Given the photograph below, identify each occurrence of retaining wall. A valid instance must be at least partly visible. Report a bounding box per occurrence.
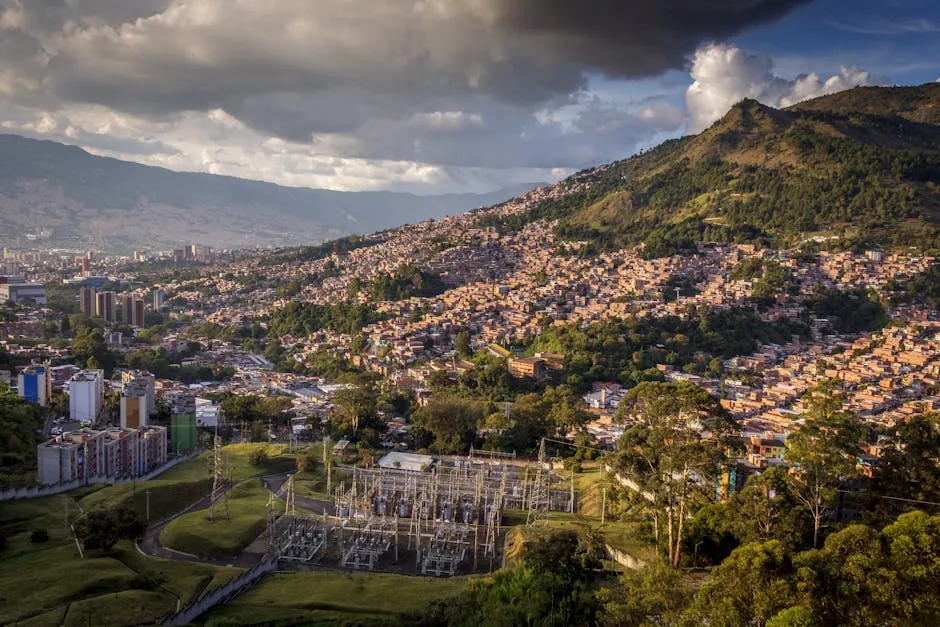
[0,450,202,501]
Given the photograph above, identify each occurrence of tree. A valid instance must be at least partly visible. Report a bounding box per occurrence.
[685,540,797,626]
[331,383,379,434]
[543,385,592,435]
[600,558,689,627]
[873,412,940,506]
[613,381,736,567]
[296,451,319,474]
[730,466,812,550]
[413,396,486,454]
[785,384,861,548]
[0,386,45,468]
[249,448,269,466]
[73,506,147,551]
[454,330,472,357]
[71,326,116,375]
[418,530,600,627]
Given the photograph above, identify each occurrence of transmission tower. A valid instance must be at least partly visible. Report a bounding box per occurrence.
[266,491,279,555]
[526,438,550,526]
[285,474,296,515]
[208,434,230,521]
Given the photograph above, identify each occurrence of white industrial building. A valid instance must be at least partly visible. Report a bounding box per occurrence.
[378,451,434,473]
[68,369,104,423]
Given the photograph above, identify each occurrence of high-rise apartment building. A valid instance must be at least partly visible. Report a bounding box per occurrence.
[95,291,116,322]
[123,296,146,327]
[134,298,146,328]
[68,369,104,423]
[80,287,97,316]
[153,288,165,310]
[122,370,156,417]
[37,428,106,484]
[17,365,49,406]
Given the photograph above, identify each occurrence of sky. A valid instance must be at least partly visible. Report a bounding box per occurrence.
[0,0,938,195]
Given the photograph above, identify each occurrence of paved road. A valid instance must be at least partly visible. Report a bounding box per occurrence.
[263,474,335,516]
[138,483,238,567]
[137,473,332,568]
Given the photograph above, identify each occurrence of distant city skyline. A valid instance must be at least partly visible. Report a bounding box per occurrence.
[0,0,938,194]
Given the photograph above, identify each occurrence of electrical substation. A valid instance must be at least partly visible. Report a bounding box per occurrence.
[267,443,578,577]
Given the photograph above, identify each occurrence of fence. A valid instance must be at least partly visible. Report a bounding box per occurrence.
[162,558,278,625]
[0,449,202,501]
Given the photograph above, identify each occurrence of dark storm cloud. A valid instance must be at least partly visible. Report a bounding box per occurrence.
[0,0,819,189]
[498,0,815,77]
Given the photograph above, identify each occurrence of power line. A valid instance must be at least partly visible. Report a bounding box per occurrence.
[540,436,608,456]
[837,489,940,508]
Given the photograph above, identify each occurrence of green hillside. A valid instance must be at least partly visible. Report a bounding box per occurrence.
[489,83,940,256]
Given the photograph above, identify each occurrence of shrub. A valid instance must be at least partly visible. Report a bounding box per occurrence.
[248,448,269,466]
[30,529,50,543]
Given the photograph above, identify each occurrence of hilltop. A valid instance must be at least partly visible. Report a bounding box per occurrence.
[0,134,537,253]
[487,83,940,256]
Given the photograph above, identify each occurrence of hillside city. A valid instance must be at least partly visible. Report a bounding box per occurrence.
[2,87,940,626]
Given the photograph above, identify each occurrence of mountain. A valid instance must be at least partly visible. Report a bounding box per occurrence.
[0,134,539,253]
[491,83,940,256]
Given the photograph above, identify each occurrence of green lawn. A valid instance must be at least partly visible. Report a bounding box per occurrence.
[204,571,476,625]
[293,466,351,499]
[0,540,240,626]
[159,443,298,483]
[78,478,212,523]
[0,483,241,625]
[160,479,270,559]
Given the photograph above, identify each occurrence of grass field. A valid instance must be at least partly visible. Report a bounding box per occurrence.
[501,464,656,566]
[159,443,298,484]
[203,571,476,625]
[160,479,270,559]
[0,492,240,626]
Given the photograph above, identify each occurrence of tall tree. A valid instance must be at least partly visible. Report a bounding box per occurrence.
[614,381,736,566]
[785,384,861,548]
[731,466,812,550]
[331,382,378,434]
[413,396,486,453]
[454,330,472,357]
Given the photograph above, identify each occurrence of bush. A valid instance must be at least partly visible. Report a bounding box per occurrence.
[248,448,270,466]
[295,452,319,474]
[30,529,50,543]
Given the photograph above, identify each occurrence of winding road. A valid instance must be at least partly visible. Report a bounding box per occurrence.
[136,473,334,568]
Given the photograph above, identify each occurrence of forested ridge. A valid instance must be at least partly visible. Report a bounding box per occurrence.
[480,84,940,257]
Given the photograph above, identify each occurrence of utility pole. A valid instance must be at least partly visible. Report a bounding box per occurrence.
[146,489,151,521]
[601,487,606,526]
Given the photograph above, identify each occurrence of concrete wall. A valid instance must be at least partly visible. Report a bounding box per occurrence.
[0,449,201,501]
[162,558,277,626]
[605,544,647,570]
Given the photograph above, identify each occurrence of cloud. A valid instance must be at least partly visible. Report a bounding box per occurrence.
[685,43,887,132]
[0,1,817,192]
[827,17,940,35]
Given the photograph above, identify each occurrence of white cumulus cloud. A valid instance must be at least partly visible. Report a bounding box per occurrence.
[685,43,887,133]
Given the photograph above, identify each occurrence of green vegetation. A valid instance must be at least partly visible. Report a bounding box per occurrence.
[0,494,239,626]
[479,85,940,256]
[529,306,808,389]
[418,530,601,627]
[0,383,46,480]
[73,505,147,551]
[887,263,940,310]
[806,288,889,334]
[124,346,236,383]
[160,479,269,559]
[268,301,385,336]
[204,571,474,625]
[371,264,447,301]
[267,234,381,265]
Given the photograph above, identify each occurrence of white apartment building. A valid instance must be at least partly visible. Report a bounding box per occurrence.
[68,369,104,423]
